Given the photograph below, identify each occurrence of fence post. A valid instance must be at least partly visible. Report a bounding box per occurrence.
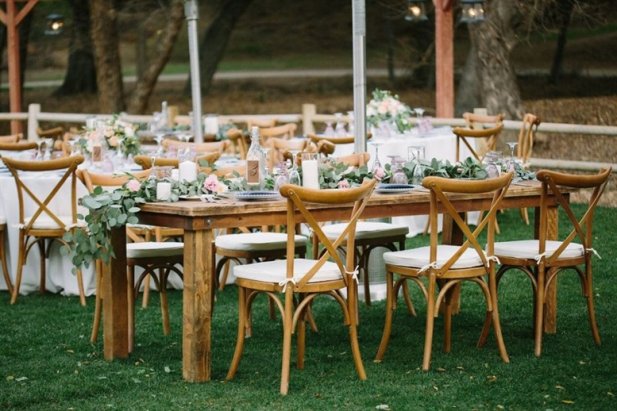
[27,103,41,141]
[302,103,316,136]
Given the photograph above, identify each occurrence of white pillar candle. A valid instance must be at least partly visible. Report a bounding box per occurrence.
[204,115,219,135]
[302,159,320,189]
[170,169,180,181]
[178,160,197,182]
[156,182,171,201]
[85,117,97,130]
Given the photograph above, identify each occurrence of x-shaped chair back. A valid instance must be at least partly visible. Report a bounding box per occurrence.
[453,124,504,162]
[536,168,611,265]
[2,155,84,233]
[517,113,541,165]
[424,172,513,276]
[279,179,376,289]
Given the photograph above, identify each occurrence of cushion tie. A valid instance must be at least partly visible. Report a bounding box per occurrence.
[278,278,297,293]
[586,248,602,259]
[534,252,547,263]
[484,253,501,267]
[345,266,360,284]
[417,261,439,274]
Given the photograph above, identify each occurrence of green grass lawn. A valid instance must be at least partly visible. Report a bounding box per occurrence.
[1,206,616,410]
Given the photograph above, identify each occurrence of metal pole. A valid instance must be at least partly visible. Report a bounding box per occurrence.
[352,0,367,153]
[185,0,203,143]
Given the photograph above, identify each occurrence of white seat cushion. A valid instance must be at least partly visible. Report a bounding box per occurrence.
[215,232,306,251]
[0,215,6,225]
[24,215,76,230]
[494,240,584,260]
[384,245,484,269]
[127,242,184,258]
[234,258,342,284]
[322,222,409,241]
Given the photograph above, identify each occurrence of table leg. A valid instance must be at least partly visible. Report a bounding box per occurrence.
[182,228,215,382]
[543,206,559,334]
[103,226,129,360]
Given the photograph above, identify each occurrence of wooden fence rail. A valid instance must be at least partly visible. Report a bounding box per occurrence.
[0,103,615,172]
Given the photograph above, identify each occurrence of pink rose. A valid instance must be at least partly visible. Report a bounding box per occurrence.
[373,167,385,181]
[337,179,350,189]
[126,179,141,192]
[204,174,219,193]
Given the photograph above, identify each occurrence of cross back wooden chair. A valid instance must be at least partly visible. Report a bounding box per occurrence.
[77,169,184,349]
[489,168,612,357]
[514,113,541,225]
[453,123,504,162]
[463,112,505,129]
[259,123,297,142]
[225,127,248,159]
[133,152,221,170]
[375,172,513,370]
[0,133,22,143]
[307,133,372,147]
[316,152,410,306]
[265,137,310,170]
[226,179,376,395]
[1,155,86,305]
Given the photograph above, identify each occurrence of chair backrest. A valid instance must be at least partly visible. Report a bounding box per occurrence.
[0,133,22,143]
[452,124,504,162]
[259,123,297,142]
[0,141,38,151]
[226,127,248,159]
[279,179,376,288]
[2,155,84,230]
[162,139,230,154]
[77,168,151,192]
[462,112,505,130]
[516,113,541,165]
[536,168,611,264]
[246,118,277,130]
[265,137,310,169]
[423,172,513,275]
[133,153,220,171]
[336,152,371,167]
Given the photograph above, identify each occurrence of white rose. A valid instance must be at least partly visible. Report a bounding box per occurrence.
[124,126,135,137]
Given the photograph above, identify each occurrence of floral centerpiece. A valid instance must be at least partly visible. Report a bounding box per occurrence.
[366,89,414,134]
[101,115,141,158]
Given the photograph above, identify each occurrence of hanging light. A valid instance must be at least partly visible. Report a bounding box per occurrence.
[405,0,428,22]
[45,13,65,36]
[460,0,485,24]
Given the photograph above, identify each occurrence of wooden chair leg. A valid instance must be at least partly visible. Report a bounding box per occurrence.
[443,286,453,354]
[227,286,248,381]
[38,240,46,295]
[76,268,86,307]
[347,280,366,381]
[160,270,171,336]
[520,207,530,225]
[90,261,103,343]
[422,276,437,371]
[280,292,294,395]
[375,271,395,362]
[401,280,416,316]
[296,308,306,370]
[10,232,26,304]
[585,264,601,345]
[534,266,546,357]
[0,229,13,295]
[141,274,151,308]
[127,266,136,353]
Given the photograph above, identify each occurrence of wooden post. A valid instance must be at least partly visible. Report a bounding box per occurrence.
[435,0,454,118]
[27,103,40,141]
[0,0,39,134]
[302,103,317,136]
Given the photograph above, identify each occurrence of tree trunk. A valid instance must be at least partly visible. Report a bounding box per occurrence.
[467,0,524,119]
[549,0,575,84]
[186,0,253,96]
[127,0,185,114]
[455,43,481,115]
[90,0,124,113]
[54,0,97,96]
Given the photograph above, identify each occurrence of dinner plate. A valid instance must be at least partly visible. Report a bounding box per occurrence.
[178,195,203,201]
[178,194,217,202]
[375,183,416,194]
[234,191,280,201]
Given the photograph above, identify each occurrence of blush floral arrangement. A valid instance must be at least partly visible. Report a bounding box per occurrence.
[366,89,414,134]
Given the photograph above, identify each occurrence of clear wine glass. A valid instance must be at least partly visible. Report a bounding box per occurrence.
[506,141,518,172]
[287,150,301,186]
[43,138,53,160]
[370,141,383,171]
[35,140,44,160]
[414,107,425,118]
[323,121,335,137]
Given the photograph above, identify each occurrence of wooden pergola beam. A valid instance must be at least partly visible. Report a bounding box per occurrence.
[434,0,455,118]
[0,0,39,134]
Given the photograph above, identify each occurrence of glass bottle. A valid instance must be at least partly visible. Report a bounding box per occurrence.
[246,126,265,190]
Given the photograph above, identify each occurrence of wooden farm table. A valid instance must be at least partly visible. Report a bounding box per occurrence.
[101,181,565,382]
